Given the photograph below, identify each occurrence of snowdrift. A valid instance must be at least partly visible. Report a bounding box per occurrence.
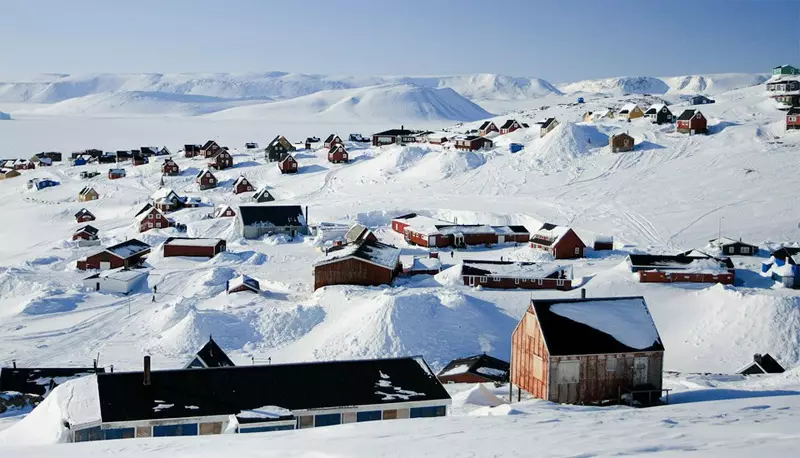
[519,122,607,173]
[559,76,670,95]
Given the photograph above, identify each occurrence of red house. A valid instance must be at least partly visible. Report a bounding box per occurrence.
[14,160,35,170]
[196,169,217,190]
[628,253,735,285]
[786,107,800,130]
[75,208,96,223]
[530,223,586,259]
[201,140,223,158]
[135,203,171,233]
[461,260,572,290]
[478,121,499,136]
[214,205,236,218]
[232,176,255,194]
[278,155,298,174]
[161,158,180,176]
[208,150,233,170]
[163,237,226,258]
[453,136,493,151]
[72,225,99,242]
[500,119,524,134]
[184,144,201,158]
[324,134,343,149]
[227,274,260,294]
[327,144,349,163]
[676,109,708,134]
[76,239,151,270]
[392,213,529,248]
[108,168,126,180]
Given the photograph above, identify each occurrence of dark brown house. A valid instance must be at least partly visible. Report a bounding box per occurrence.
[161,158,180,176]
[184,144,201,158]
[461,260,571,290]
[208,150,233,170]
[75,208,96,223]
[76,239,151,270]
[453,136,493,151]
[511,296,665,405]
[278,155,298,174]
[609,133,634,153]
[313,239,401,290]
[232,176,255,194]
[163,237,226,258]
[201,140,223,158]
[372,127,420,147]
[437,354,509,385]
[500,119,523,134]
[327,144,349,163]
[708,237,758,256]
[530,223,586,259]
[196,169,218,190]
[72,225,99,242]
[391,214,528,248]
[736,353,785,375]
[478,121,499,136]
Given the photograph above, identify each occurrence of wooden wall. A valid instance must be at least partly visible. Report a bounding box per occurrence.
[314,258,394,290]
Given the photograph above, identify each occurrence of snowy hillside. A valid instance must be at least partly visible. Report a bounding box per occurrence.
[558,72,769,95]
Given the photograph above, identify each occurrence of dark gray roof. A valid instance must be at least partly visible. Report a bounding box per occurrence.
[373,128,419,136]
[677,109,697,120]
[105,239,151,258]
[540,118,556,129]
[238,205,305,227]
[0,367,104,396]
[437,354,509,383]
[500,119,518,129]
[194,337,235,368]
[738,353,785,375]
[74,208,94,218]
[75,225,99,236]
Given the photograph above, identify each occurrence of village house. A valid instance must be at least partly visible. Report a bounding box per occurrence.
[68,355,449,442]
[214,204,236,218]
[76,238,151,270]
[589,110,613,122]
[185,337,235,369]
[184,144,201,158]
[676,109,708,134]
[511,296,665,405]
[163,237,227,258]
[278,154,298,174]
[609,133,634,153]
[108,168,126,180]
[75,208,96,223]
[323,134,343,149]
[391,213,529,248]
[12,159,35,170]
[313,239,402,290]
[28,178,59,190]
[774,64,800,76]
[593,235,614,251]
[238,205,308,239]
[252,186,275,203]
[530,223,586,259]
[617,103,644,120]
[226,275,261,295]
[786,107,800,130]
[0,366,104,397]
[31,156,53,167]
[139,146,159,157]
[244,142,260,151]
[201,140,223,158]
[478,121,499,136]
[689,95,715,105]
[627,252,735,284]
[83,268,148,295]
[400,253,442,276]
[208,149,233,170]
[161,158,180,176]
[644,104,674,124]
[35,151,63,162]
[773,93,800,109]
[344,224,377,244]
[72,225,100,246]
[766,78,800,92]
[538,118,559,137]
[132,154,148,166]
[78,186,99,202]
[327,144,349,163]
[151,188,184,212]
[737,354,785,375]
[453,136,493,151]
[371,127,421,146]
[265,135,296,162]
[499,119,525,134]
[426,133,449,145]
[135,204,172,233]
[708,237,758,256]
[0,169,21,180]
[232,176,255,194]
[196,169,218,190]
[761,247,800,288]
[437,354,509,385]
[461,260,572,290]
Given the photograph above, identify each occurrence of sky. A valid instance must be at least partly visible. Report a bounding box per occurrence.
[1,0,798,81]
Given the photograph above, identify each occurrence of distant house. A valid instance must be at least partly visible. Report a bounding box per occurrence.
[761,247,800,288]
[245,142,260,150]
[391,213,528,248]
[76,238,151,270]
[766,79,800,92]
[252,186,275,203]
[0,366,104,397]
[617,103,644,120]
[461,260,571,290]
[773,93,800,109]
[593,235,614,251]
[163,237,226,258]
[238,205,308,239]
[161,158,180,176]
[185,337,235,369]
[426,133,449,145]
[538,118,559,137]
[627,253,735,284]
[196,169,218,190]
[278,155,298,174]
[511,296,665,405]
[75,208,96,223]
[232,176,255,194]
[372,127,421,146]
[108,168,126,180]
[588,110,613,121]
[676,109,708,134]
[737,353,786,375]
[773,64,800,76]
[323,134,343,149]
[72,156,88,166]
[0,169,21,180]
[400,254,442,276]
[689,95,715,105]
[34,151,62,162]
[72,225,100,246]
[78,186,99,202]
[135,204,171,233]
[208,150,233,170]
[139,146,159,157]
[151,188,184,212]
[226,275,261,295]
[13,159,35,170]
[344,224,377,244]
[184,144,202,158]
[609,133,634,153]
[28,178,59,190]
[201,140,223,158]
[530,223,586,259]
[453,136,493,151]
[83,268,148,294]
[786,107,800,130]
[132,154,148,166]
[265,135,296,162]
[708,237,758,256]
[32,157,52,167]
[478,121,499,136]
[313,239,402,290]
[437,354,509,385]
[214,204,236,218]
[500,119,524,134]
[67,355,449,442]
[644,104,674,124]
[327,144,349,163]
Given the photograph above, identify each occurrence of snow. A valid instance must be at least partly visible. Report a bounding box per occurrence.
[475,367,507,377]
[551,298,660,350]
[451,383,506,408]
[237,406,291,419]
[401,256,441,272]
[439,364,470,377]
[163,238,222,248]
[463,261,563,280]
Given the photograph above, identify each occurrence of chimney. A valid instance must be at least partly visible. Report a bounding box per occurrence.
[580,288,586,299]
[110,364,114,373]
[93,359,97,370]
[143,355,151,386]
[12,360,16,369]
[401,125,404,131]
[754,353,762,364]
[305,206,309,226]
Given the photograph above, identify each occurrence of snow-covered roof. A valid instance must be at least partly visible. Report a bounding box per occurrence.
[438,225,495,235]
[84,268,147,282]
[618,103,639,113]
[105,239,151,258]
[232,176,250,187]
[228,274,260,292]
[393,213,451,235]
[531,223,571,246]
[315,239,401,270]
[164,238,224,248]
[645,104,667,114]
[196,168,214,178]
[135,204,163,223]
[401,255,442,272]
[708,237,756,248]
[151,188,180,202]
[461,260,566,280]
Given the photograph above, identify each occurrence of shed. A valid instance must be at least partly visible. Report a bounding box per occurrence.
[226,275,261,295]
[163,237,226,258]
[509,143,524,153]
[736,353,786,375]
[313,239,401,290]
[609,133,634,153]
[83,268,148,294]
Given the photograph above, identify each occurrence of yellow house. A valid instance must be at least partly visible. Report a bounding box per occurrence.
[79,186,99,202]
[617,103,644,120]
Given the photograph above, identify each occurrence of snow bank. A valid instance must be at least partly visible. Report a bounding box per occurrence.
[520,122,606,173]
[451,384,506,408]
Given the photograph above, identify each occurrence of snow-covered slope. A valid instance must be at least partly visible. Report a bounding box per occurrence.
[559,72,769,95]
[400,74,563,100]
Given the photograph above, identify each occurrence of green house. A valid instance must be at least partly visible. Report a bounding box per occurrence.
[773,65,800,76]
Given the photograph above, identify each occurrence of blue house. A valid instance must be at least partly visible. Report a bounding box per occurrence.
[509,143,524,153]
[761,247,800,288]
[28,178,59,190]
[72,157,88,166]
[690,95,715,105]
[577,97,585,104]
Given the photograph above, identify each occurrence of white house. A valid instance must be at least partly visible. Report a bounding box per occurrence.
[83,268,148,294]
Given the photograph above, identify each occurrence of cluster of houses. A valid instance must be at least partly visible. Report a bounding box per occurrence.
[766,64,800,130]
[0,153,60,180]
[70,147,169,166]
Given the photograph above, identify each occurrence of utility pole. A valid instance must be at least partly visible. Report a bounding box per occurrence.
[718,216,724,241]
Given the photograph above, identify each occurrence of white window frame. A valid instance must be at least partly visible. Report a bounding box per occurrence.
[741,246,750,254]
[574,247,580,255]
[514,278,520,285]
[148,214,153,219]
[606,357,617,372]
[480,276,488,283]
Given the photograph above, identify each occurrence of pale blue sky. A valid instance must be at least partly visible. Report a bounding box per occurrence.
[2,0,798,81]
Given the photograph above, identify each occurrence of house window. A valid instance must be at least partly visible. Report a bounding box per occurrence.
[537,279,543,286]
[741,247,750,254]
[533,355,544,380]
[606,357,617,372]
[297,416,314,429]
[574,247,580,255]
[74,427,103,442]
[356,411,382,422]
[728,247,734,254]
[314,413,342,427]
[104,428,135,440]
[240,424,294,433]
[557,279,564,286]
[153,424,198,437]
[410,406,446,418]
[480,276,488,283]
[382,409,398,420]
[148,213,153,219]
[514,278,520,285]
[209,178,215,184]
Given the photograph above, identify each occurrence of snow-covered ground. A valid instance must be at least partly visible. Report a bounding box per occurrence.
[1,71,800,454]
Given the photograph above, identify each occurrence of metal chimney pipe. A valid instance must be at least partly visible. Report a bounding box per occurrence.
[143,356,151,386]
[581,288,586,299]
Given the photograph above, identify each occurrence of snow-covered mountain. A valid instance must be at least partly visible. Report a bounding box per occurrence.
[558,73,769,95]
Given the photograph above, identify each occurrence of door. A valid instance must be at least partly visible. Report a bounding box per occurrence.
[99,261,111,270]
[633,357,649,386]
[497,235,505,244]
[95,282,100,291]
[469,276,476,286]
[454,233,464,247]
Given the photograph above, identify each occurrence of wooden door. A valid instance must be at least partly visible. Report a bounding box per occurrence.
[633,357,648,386]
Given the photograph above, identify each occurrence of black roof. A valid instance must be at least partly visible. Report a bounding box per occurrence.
[628,253,734,269]
[202,140,220,150]
[184,144,201,152]
[506,225,529,233]
[478,121,494,130]
[96,356,449,423]
[677,109,698,120]
[540,118,556,129]
[74,208,94,218]
[738,353,785,375]
[373,128,419,136]
[771,247,800,261]
[238,205,305,227]
[530,297,665,356]
[500,119,518,129]
[135,203,155,217]
[0,367,105,396]
[539,222,557,231]
[193,337,235,368]
[787,107,800,116]
[75,225,99,236]
[437,354,509,383]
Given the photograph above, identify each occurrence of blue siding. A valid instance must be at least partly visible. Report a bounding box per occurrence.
[410,406,447,418]
[240,424,295,433]
[104,428,135,440]
[153,423,198,437]
[509,143,524,153]
[314,413,341,427]
[356,411,382,422]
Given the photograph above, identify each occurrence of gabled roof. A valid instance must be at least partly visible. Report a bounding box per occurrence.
[478,121,496,130]
[96,356,449,423]
[79,186,97,196]
[787,107,800,116]
[238,205,305,228]
[344,224,373,244]
[644,104,670,115]
[0,367,105,396]
[500,119,519,129]
[540,118,557,129]
[770,246,800,261]
[618,103,639,114]
[215,204,235,217]
[196,168,215,179]
[437,354,509,383]
[151,188,181,202]
[104,239,151,259]
[279,154,296,165]
[232,176,252,188]
[75,208,95,218]
[227,274,260,294]
[135,203,167,223]
[202,140,220,150]
[324,134,342,144]
[186,337,235,368]
[610,132,633,140]
[267,135,295,151]
[74,225,99,236]
[530,296,664,356]
[315,239,401,270]
[708,237,758,249]
[328,144,348,154]
[677,109,700,120]
[737,353,785,375]
[530,223,575,247]
[461,260,565,280]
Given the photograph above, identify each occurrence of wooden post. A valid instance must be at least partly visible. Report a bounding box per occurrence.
[517,385,521,403]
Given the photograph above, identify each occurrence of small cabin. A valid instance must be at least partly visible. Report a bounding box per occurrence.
[617,104,644,120]
[609,133,634,153]
[708,237,758,256]
[500,119,524,134]
[327,144,349,163]
[689,95,715,105]
[214,205,236,218]
[252,186,275,203]
[75,208,96,223]
[323,134,343,149]
[108,168,126,180]
[644,104,674,124]
[161,159,180,176]
[226,275,261,294]
[593,235,614,251]
[232,176,255,194]
[539,118,559,138]
[278,155,298,174]
[478,121,499,136]
[135,204,171,233]
[196,169,218,190]
[78,186,100,202]
[676,109,708,134]
[453,136,493,151]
